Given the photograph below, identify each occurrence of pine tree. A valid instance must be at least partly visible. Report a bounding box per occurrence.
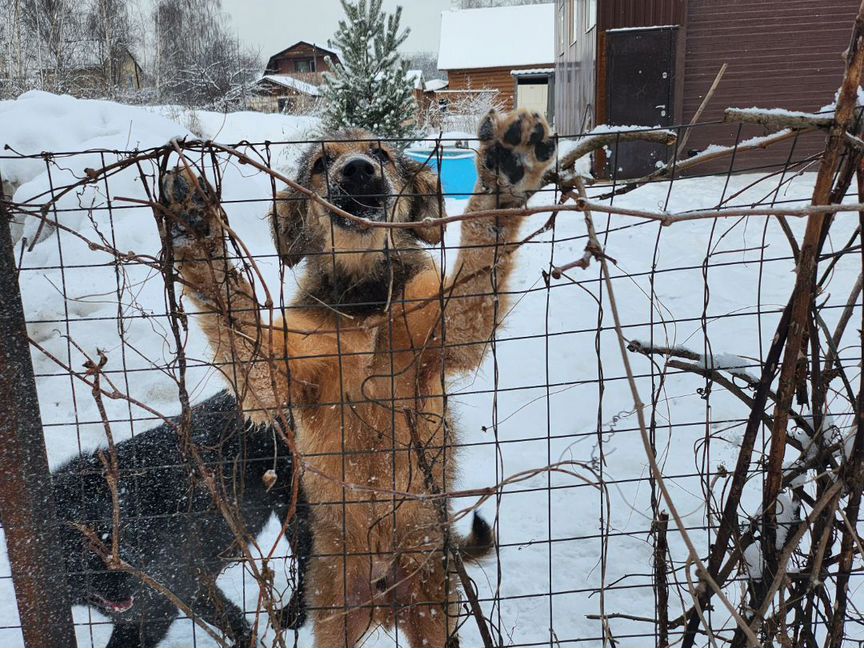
[321,0,417,141]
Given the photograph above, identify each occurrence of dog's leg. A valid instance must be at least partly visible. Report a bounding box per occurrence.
[397,562,459,648]
[156,167,327,419]
[105,599,178,648]
[280,502,312,630]
[308,545,376,648]
[189,579,252,647]
[439,109,556,374]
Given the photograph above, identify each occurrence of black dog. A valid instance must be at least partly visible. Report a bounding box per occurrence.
[53,390,310,648]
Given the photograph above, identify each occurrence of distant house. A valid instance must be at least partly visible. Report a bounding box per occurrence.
[437,4,555,118]
[253,41,341,112]
[63,44,144,94]
[265,41,341,82]
[555,0,859,176]
[252,74,321,113]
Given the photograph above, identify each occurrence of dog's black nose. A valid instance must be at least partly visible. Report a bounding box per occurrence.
[343,158,376,182]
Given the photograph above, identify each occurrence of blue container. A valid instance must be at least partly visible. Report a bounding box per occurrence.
[405,147,477,199]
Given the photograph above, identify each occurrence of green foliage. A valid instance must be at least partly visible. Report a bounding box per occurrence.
[320,0,418,141]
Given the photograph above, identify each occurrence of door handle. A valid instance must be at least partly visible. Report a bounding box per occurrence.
[655,104,667,117]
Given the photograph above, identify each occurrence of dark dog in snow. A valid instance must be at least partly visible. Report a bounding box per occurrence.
[53,390,310,648]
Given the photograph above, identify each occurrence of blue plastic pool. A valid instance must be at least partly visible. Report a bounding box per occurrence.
[405,147,477,198]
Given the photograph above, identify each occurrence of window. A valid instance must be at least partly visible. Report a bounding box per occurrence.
[586,0,597,32]
[294,58,314,73]
[571,0,578,44]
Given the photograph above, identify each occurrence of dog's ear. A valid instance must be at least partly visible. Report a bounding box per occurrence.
[400,157,447,245]
[270,189,313,268]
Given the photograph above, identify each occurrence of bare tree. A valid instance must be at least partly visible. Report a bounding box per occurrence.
[153,0,259,110]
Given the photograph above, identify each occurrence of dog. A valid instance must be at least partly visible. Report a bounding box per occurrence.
[157,108,556,647]
[54,389,310,648]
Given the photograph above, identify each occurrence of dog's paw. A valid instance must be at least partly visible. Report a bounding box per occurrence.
[158,166,223,248]
[278,592,307,631]
[476,109,556,197]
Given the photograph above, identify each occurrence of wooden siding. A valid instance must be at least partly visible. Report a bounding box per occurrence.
[555,0,597,135]
[598,0,686,31]
[447,65,552,111]
[681,0,856,172]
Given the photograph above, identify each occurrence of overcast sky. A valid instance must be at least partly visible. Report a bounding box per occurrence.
[220,0,453,59]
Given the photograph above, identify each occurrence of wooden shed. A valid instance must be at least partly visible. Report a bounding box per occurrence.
[438,4,556,118]
[554,0,858,176]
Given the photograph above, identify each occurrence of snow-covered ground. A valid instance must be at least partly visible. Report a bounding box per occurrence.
[0,92,861,647]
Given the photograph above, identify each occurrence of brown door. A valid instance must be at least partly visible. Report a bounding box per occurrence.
[605,26,677,178]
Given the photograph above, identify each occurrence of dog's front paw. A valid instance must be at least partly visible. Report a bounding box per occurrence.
[158,166,224,249]
[477,109,556,198]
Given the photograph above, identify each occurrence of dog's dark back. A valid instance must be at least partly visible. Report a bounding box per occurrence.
[53,390,308,646]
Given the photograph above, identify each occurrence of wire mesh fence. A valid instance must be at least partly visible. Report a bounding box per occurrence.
[1,53,864,648]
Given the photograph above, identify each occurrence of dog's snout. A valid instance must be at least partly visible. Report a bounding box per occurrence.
[343,158,376,182]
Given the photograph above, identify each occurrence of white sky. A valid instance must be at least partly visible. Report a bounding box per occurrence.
[220,0,452,60]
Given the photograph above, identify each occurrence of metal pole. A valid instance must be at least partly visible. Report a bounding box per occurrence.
[0,182,77,648]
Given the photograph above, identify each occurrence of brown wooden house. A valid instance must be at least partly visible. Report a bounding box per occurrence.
[264,41,341,85]
[555,0,858,176]
[437,4,556,118]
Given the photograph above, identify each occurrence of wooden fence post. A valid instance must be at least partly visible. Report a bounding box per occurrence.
[0,182,78,648]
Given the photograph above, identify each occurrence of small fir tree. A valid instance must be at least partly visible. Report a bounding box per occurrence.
[321,0,416,141]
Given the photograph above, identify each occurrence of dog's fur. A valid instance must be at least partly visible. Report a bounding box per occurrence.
[54,390,310,648]
[158,109,556,647]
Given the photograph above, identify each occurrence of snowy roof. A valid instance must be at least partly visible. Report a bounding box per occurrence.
[511,68,555,76]
[425,78,449,92]
[259,75,320,96]
[437,4,555,71]
[406,69,425,90]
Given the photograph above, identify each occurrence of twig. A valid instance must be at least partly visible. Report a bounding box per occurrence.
[678,63,728,153]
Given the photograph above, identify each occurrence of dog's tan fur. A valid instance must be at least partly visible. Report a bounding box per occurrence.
[159,110,556,648]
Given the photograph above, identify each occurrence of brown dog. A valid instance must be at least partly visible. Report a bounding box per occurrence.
[157,109,556,648]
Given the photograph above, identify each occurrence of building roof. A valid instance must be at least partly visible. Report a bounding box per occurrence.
[265,41,343,73]
[406,69,424,90]
[437,4,555,71]
[425,78,449,92]
[259,74,321,96]
[268,41,341,61]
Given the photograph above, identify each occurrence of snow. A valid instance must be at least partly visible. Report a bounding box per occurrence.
[510,68,555,77]
[1,92,863,646]
[437,4,555,71]
[259,74,321,96]
[406,69,425,90]
[605,24,679,33]
[424,79,449,92]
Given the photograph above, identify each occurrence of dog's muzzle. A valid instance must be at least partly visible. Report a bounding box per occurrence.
[330,158,389,230]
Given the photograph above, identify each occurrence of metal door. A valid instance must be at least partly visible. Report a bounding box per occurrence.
[517,82,550,118]
[605,26,677,178]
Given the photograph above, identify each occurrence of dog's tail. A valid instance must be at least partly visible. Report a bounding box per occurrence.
[458,513,495,561]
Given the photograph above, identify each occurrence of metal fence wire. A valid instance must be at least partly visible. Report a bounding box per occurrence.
[2,51,864,648]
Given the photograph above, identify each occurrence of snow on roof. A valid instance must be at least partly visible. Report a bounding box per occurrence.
[425,79,449,92]
[511,68,555,76]
[406,69,424,90]
[259,74,320,96]
[437,4,555,71]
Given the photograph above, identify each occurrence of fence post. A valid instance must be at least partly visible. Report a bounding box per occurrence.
[0,185,78,647]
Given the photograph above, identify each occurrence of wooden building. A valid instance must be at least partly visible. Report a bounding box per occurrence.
[554,0,858,176]
[265,41,341,83]
[437,4,556,117]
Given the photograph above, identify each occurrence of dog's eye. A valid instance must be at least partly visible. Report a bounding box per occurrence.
[369,147,391,165]
[312,155,333,175]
